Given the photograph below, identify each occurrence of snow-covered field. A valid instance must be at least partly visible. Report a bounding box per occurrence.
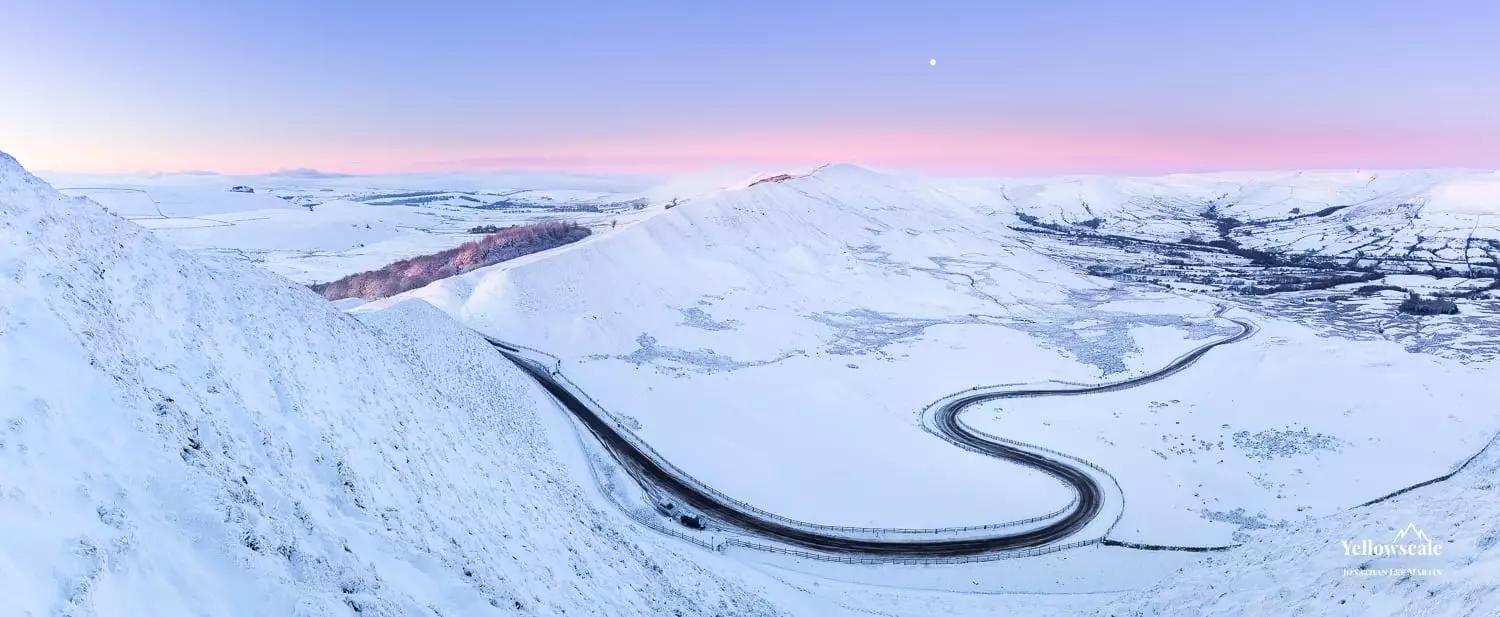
[396,165,1137,529]
[39,169,664,284]
[389,164,1500,613]
[955,169,1500,273]
[388,165,1500,543]
[969,310,1500,546]
[0,153,847,616]
[15,151,1500,616]
[1100,434,1500,617]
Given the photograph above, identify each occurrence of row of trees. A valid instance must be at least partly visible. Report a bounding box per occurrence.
[1398,293,1460,316]
[312,221,591,301]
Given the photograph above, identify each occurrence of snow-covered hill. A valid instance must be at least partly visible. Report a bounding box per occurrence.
[396,163,1124,530]
[964,169,1500,273]
[17,149,1500,615]
[1099,437,1500,617]
[0,151,804,616]
[375,162,1500,608]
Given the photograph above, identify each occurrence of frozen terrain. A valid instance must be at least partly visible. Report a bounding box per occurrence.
[1100,434,1500,617]
[0,152,843,616]
[22,153,1500,615]
[387,164,1500,548]
[948,169,1500,268]
[398,165,1132,530]
[968,311,1500,547]
[40,169,663,284]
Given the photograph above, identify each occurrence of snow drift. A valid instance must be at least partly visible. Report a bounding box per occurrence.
[0,151,788,616]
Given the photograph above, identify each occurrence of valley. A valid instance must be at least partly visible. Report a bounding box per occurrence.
[11,158,1500,616]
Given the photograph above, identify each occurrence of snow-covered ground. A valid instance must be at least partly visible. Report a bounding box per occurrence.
[387,165,1500,543]
[954,169,1500,272]
[19,151,1500,616]
[394,165,1149,529]
[968,309,1500,546]
[1099,433,1500,617]
[0,152,852,616]
[38,169,665,284]
[378,164,1500,614]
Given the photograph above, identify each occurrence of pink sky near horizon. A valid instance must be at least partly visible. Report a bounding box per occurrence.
[7,2,1499,178]
[21,127,1500,176]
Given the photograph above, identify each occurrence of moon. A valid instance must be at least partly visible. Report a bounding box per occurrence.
[929,58,937,67]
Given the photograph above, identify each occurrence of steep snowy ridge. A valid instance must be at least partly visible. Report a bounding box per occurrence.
[406,163,1097,358]
[0,151,793,616]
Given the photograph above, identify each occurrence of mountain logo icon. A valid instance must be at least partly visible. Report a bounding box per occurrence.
[1392,523,1431,544]
[1342,522,1443,557]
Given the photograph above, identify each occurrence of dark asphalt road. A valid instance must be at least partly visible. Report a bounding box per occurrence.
[489,307,1255,558]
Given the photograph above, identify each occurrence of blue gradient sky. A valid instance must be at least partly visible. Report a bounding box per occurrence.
[3,0,1497,174]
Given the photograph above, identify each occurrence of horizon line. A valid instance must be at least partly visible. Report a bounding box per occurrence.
[34,160,1500,180]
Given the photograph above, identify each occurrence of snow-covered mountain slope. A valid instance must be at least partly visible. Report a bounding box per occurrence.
[958,170,1500,273]
[0,151,798,616]
[395,164,1138,530]
[1099,438,1500,617]
[385,164,1500,594]
[30,150,1500,613]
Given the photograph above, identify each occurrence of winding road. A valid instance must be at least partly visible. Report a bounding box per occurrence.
[489,306,1256,558]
